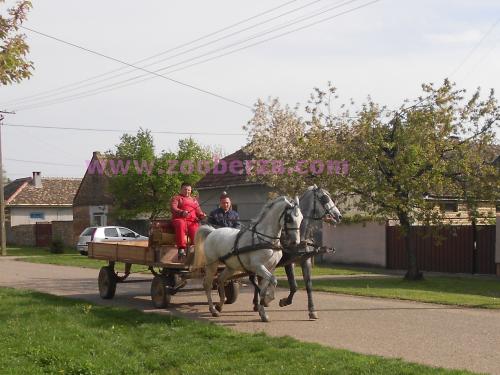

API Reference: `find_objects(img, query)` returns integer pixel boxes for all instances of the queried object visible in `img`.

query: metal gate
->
[386,225,496,274]
[35,222,52,247]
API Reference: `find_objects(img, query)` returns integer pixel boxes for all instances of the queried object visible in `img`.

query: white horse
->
[194,196,303,322]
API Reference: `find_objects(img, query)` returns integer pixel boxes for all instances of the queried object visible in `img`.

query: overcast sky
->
[1,0,499,180]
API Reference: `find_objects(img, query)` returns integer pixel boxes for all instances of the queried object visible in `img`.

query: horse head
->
[304,185,342,224]
[280,196,303,246]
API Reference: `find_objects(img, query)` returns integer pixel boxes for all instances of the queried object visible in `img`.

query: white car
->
[77,226,148,255]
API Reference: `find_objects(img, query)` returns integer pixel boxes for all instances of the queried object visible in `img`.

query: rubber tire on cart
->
[224,281,240,304]
[151,275,171,308]
[98,266,117,299]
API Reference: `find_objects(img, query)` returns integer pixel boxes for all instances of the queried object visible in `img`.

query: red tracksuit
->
[170,194,205,249]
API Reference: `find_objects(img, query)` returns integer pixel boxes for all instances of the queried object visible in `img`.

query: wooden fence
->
[386,225,496,274]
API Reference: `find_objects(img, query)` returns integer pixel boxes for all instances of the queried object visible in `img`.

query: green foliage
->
[106,129,212,220]
[49,239,64,254]
[0,1,33,85]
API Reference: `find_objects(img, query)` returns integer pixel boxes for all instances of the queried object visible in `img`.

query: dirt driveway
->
[1,257,499,374]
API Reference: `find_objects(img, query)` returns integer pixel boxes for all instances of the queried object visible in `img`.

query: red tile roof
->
[5,177,82,206]
[196,149,260,189]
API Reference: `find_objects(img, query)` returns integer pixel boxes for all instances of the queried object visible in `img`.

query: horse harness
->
[218,201,300,271]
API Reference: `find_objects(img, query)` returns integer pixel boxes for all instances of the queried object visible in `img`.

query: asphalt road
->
[1,257,499,374]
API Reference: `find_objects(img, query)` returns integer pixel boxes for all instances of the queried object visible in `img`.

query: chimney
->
[32,171,42,188]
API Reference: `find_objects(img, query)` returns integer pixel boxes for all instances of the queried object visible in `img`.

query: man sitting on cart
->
[170,182,206,259]
[208,192,241,229]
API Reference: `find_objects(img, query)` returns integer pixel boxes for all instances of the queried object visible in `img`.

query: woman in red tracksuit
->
[170,182,206,258]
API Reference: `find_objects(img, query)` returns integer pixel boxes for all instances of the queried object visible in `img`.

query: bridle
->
[247,201,300,245]
[305,187,337,222]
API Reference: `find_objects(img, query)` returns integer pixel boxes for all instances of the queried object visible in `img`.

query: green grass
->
[4,246,74,256]
[0,287,472,375]
[15,253,148,273]
[274,263,380,277]
[293,276,500,309]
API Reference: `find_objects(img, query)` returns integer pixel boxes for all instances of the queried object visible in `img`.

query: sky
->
[1,0,500,180]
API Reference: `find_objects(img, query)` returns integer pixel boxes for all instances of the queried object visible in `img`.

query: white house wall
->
[10,207,73,226]
[322,221,387,267]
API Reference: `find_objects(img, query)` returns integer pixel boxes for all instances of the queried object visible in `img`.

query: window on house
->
[439,202,458,212]
[30,212,45,220]
[104,228,119,237]
[92,213,104,226]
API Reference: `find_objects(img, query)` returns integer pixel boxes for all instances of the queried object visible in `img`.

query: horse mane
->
[250,196,288,225]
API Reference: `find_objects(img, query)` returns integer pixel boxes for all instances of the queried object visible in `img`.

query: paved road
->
[1,257,499,374]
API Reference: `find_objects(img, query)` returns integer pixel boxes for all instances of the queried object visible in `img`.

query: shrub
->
[50,239,64,254]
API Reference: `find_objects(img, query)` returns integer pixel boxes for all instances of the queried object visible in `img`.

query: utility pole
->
[0,110,14,256]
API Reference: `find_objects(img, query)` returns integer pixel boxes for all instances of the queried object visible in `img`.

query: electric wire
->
[15,0,379,112]
[4,0,301,107]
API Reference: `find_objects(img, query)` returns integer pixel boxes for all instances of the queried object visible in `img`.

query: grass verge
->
[294,276,500,309]
[0,287,472,375]
[10,246,373,276]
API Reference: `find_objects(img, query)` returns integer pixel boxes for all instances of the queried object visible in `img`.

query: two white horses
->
[194,196,303,322]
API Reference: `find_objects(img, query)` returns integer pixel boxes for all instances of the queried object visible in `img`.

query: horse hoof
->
[260,314,270,323]
[279,298,288,307]
[253,304,259,312]
[309,311,318,320]
[215,303,223,312]
[210,309,220,317]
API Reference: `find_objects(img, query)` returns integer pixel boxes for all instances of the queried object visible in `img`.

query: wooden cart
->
[88,240,240,308]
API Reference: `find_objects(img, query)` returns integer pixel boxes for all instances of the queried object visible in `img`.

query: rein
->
[218,201,299,267]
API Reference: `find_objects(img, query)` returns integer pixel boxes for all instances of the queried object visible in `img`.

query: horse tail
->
[193,225,215,269]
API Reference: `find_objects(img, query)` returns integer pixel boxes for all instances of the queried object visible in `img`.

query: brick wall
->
[6,224,36,247]
[52,221,74,247]
[73,205,90,245]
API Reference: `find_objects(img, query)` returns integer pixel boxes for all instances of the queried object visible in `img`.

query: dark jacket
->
[208,208,241,229]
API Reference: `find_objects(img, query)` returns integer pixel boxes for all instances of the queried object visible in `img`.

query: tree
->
[0,0,33,84]
[106,129,212,220]
[245,80,500,280]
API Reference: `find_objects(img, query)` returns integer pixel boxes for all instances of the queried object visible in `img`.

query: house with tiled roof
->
[196,149,272,223]
[3,172,81,246]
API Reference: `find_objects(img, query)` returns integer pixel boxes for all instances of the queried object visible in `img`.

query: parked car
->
[77,226,148,255]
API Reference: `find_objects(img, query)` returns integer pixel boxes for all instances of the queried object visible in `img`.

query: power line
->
[12,0,353,110]
[15,0,380,112]
[5,158,81,167]
[2,123,246,135]
[19,26,252,110]
[5,0,302,107]
[449,17,500,78]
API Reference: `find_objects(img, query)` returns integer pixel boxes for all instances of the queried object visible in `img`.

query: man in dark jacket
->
[208,193,241,229]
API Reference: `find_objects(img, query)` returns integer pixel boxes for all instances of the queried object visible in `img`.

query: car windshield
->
[81,227,96,236]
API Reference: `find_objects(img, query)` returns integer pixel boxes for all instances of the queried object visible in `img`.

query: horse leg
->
[301,257,318,319]
[249,274,261,312]
[215,268,237,313]
[254,265,277,322]
[203,262,219,317]
[279,263,297,307]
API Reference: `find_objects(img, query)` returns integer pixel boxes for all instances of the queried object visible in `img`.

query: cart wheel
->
[167,273,185,294]
[98,266,117,299]
[224,281,240,304]
[151,275,171,308]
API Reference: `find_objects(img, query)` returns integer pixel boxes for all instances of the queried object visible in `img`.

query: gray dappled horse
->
[251,185,342,319]
[194,196,303,322]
